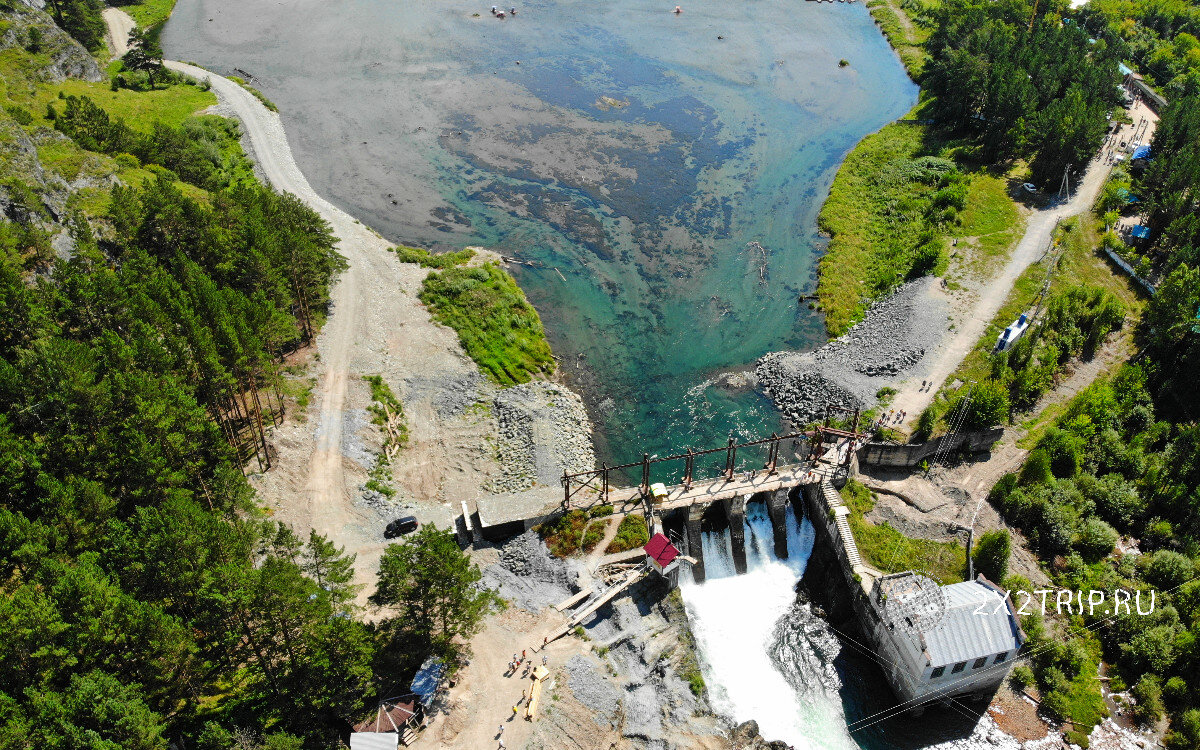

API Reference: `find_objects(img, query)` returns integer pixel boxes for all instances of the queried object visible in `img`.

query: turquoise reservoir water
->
[164,0,917,470]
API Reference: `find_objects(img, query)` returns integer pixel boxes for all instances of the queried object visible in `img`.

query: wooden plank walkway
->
[552,587,593,612]
[538,566,648,647]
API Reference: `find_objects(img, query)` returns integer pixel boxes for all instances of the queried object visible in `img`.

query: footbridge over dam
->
[469,422,874,585]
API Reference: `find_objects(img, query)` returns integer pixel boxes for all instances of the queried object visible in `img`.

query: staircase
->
[820,477,863,569]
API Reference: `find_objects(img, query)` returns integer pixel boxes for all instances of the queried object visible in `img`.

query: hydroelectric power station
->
[466,423,1024,720]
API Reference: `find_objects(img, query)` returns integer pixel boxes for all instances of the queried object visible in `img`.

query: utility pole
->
[1057,163,1071,202]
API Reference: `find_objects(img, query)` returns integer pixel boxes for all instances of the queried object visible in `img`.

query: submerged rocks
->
[757,278,949,425]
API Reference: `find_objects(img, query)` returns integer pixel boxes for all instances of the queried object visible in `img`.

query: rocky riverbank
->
[490,381,596,494]
[756,278,949,425]
[478,531,785,750]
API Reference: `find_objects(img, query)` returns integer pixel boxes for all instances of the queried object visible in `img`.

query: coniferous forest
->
[0,6,500,748]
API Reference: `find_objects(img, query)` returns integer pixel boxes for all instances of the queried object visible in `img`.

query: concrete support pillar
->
[686,505,706,584]
[723,496,747,575]
[766,489,789,560]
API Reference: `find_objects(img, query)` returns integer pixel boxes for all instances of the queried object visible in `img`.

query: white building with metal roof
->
[865,572,1025,710]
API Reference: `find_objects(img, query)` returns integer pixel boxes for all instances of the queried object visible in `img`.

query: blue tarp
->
[1132,145,1152,161]
[1119,62,1134,76]
[410,657,445,707]
[1131,225,1151,239]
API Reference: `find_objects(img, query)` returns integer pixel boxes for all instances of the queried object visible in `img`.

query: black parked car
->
[384,516,419,539]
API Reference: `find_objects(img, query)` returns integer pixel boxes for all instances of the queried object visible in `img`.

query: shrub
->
[989,473,1019,505]
[908,242,946,279]
[1036,503,1075,556]
[1076,518,1118,561]
[1167,708,1200,749]
[914,404,940,441]
[3,104,33,126]
[1164,676,1188,707]
[393,245,475,268]
[419,263,555,386]
[1131,675,1165,727]
[973,530,1011,583]
[605,515,650,554]
[1147,550,1194,590]
[1142,517,1174,551]
[963,379,1009,429]
[1038,665,1070,695]
[1020,450,1054,486]
[1010,664,1035,690]
[537,511,606,557]
[1040,690,1071,722]
[1038,428,1084,478]
[1075,473,1144,530]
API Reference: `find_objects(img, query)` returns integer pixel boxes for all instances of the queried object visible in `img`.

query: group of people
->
[879,408,907,427]
[490,5,517,18]
[496,648,549,746]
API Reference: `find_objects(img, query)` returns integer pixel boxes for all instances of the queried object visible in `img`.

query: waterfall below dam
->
[680,501,860,749]
[679,500,1017,750]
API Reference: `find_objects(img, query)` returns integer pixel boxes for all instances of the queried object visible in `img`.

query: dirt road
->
[888,157,1116,428]
[102,7,134,59]
[80,21,504,592]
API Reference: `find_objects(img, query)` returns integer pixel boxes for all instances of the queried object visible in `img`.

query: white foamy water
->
[681,501,860,749]
[682,501,1033,750]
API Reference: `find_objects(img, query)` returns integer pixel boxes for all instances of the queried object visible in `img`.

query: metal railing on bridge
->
[560,420,865,509]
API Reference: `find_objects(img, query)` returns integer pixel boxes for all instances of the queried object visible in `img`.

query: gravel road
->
[86,4,597,595]
[101,7,133,59]
[885,154,1125,428]
[759,148,1123,431]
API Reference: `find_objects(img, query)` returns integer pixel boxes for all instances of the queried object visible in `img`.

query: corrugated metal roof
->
[923,581,1021,667]
[644,533,679,569]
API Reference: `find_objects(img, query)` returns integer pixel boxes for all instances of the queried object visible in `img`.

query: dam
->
[468,425,1025,724]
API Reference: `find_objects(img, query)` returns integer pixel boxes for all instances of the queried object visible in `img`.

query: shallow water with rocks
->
[163,0,917,471]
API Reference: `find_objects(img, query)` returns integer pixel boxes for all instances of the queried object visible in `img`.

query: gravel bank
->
[489,381,596,494]
[757,278,949,424]
[566,654,621,726]
[485,533,728,749]
[481,530,581,611]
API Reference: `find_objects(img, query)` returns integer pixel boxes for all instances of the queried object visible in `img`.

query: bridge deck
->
[566,463,823,513]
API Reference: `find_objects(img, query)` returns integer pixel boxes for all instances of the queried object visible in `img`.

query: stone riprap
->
[756,278,949,425]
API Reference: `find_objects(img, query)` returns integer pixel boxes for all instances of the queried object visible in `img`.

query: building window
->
[951,662,966,674]
[930,666,945,679]
[973,657,988,669]
[994,652,1008,664]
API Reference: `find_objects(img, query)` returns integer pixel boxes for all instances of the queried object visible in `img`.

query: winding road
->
[161,54,373,539]
[101,8,497,579]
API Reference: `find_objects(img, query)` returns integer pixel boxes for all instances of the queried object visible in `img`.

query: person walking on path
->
[521,688,527,703]
[498,739,506,749]
[522,649,526,661]
[542,654,548,666]
[498,723,504,736]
